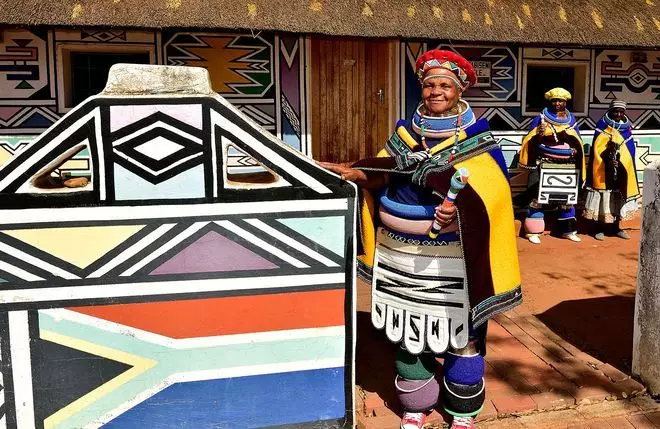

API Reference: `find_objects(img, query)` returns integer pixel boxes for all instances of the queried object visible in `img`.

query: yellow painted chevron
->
[0,147,12,166]
[2,225,145,268]
[40,329,156,429]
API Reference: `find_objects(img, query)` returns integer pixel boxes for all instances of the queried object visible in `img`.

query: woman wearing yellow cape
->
[319,49,521,429]
[583,100,639,240]
[518,88,586,245]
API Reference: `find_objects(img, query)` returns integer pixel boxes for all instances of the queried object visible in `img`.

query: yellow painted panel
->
[0,148,12,166]
[3,225,145,268]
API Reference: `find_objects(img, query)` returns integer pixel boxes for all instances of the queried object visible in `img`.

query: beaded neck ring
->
[448,102,463,162]
[419,101,463,158]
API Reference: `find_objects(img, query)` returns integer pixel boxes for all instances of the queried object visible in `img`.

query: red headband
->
[415,49,476,90]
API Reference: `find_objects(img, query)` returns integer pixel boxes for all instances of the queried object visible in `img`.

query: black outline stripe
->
[27,310,42,429]
[377,263,465,285]
[0,249,56,282]
[232,219,327,269]
[375,280,465,308]
[256,217,345,267]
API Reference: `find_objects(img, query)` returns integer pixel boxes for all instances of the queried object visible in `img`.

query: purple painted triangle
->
[150,230,279,275]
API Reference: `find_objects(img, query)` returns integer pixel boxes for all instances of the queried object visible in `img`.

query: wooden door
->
[310,38,392,163]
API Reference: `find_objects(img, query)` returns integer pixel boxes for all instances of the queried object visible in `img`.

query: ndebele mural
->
[0,64,357,429]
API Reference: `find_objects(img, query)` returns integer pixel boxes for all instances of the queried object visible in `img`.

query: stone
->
[633,161,660,395]
[102,64,214,96]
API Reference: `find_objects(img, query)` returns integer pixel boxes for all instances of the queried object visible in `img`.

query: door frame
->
[305,37,399,160]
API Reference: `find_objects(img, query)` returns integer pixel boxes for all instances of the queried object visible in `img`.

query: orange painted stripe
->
[69,289,346,338]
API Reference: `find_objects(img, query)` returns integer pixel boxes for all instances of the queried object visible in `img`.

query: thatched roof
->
[1,0,659,47]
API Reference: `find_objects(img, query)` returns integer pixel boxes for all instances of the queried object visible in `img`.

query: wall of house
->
[398,42,660,192]
[1,28,659,190]
[0,28,309,155]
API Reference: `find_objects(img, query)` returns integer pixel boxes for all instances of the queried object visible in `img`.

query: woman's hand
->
[434,204,457,228]
[316,161,368,183]
[537,123,547,136]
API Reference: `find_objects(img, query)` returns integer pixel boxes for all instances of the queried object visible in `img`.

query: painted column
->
[632,161,660,394]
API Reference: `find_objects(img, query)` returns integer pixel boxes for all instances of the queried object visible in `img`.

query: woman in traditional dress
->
[518,88,586,244]
[319,50,522,429]
[583,100,639,240]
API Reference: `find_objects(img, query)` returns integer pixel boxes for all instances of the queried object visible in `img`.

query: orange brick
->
[362,393,385,416]
[601,416,635,428]
[625,414,657,429]
[642,410,660,426]
[599,363,631,383]
[614,377,647,398]
[532,389,576,410]
[476,399,498,422]
[491,394,538,416]
[357,413,401,429]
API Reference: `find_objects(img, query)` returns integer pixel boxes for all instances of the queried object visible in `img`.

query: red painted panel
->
[69,289,346,338]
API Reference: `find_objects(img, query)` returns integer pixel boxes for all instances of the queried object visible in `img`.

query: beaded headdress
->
[415,49,476,91]
[609,99,627,111]
[544,87,572,101]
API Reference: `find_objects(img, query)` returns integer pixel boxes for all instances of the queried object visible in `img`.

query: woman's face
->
[610,108,625,122]
[551,98,567,113]
[421,71,461,116]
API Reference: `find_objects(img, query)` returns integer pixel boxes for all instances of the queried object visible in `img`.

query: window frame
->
[56,44,156,113]
[521,59,590,117]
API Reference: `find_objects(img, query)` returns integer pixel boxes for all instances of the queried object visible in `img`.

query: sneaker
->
[527,234,541,244]
[617,230,631,240]
[564,233,582,242]
[594,232,605,241]
[451,416,475,429]
[400,411,425,429]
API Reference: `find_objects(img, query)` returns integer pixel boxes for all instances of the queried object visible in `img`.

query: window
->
[70,52,150,106]
[522,62,589,116]
[57,45,154,112]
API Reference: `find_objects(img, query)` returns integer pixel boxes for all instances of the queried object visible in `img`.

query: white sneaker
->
[451,416,475,429]
[400,411,425,429]
[527,234,541,244]
[564,233,581,242]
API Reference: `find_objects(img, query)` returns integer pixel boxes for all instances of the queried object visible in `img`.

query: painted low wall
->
[632,161,660,395]
[5,130,659,202]
[0,64,357,429]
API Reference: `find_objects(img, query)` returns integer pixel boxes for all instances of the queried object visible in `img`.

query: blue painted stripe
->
[102,367,346,429]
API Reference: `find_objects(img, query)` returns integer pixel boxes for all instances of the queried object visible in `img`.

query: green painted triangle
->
[16,80,34,90]
[277,216,345,257]
[0,278,6,283]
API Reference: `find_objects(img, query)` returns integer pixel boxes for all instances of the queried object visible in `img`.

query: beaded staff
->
[429,167,470,239]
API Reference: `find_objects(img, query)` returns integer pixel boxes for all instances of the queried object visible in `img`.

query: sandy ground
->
[515,214,641,372]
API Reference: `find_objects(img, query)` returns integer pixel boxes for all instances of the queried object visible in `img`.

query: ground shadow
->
[537,294,635,373]
[356,311,399,412]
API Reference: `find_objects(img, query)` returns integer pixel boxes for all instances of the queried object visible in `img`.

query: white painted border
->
[0,198,348,224]
[8,311,36,429]
[0,272,345,304]
[42,308,345,349]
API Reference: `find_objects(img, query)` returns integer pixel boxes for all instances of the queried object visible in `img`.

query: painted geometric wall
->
[0,29,59,134]
[399,42,660,188]
[0,65,356,429]
[1,28,309,155]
